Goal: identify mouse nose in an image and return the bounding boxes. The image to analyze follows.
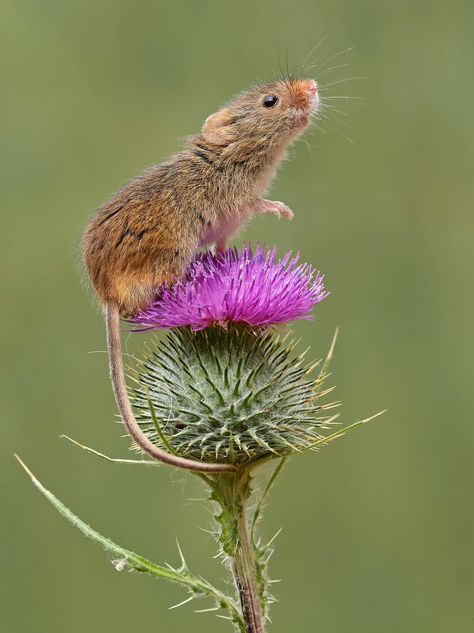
[303,79,318,96]
[291,79,319,115]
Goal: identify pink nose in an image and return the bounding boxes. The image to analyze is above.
[304,80,318,96]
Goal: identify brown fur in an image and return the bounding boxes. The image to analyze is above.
[83,78,319,316]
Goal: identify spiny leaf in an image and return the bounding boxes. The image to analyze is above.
[304,410,386,451]
[15,455,244,629]
[61,435,159,466]
[251,458,287,543]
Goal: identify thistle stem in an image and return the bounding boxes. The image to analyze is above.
[231,506,265,633]
[207,469,266,633]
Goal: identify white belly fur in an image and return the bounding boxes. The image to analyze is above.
[199,208,251,248]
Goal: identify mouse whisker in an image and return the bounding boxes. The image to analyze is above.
[315,46,356,72]
[304,45,355,82]
[320,94,363,100]
[319,103,349,118]
[275,48,294,92]
[316,63,352,79]
[299,37,338,78]
[314,99,354,137]
[298,32,329,76]
[322,112,352,131]
[276,48,285,83]
[319,100,351,121]
[319,76,365,90]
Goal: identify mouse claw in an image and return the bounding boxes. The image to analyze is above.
[279,203,294,221]
[259,200,294,221]
[271,202,293,221]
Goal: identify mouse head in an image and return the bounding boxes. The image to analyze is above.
[202,78,319,151]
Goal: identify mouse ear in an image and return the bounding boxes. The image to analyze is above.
[202,109,235,145]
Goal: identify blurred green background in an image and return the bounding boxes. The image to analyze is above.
[1,1,473,631]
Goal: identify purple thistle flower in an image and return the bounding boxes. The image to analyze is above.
[131,245,328,331]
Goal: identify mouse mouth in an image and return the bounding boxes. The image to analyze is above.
[292,99,319,128]
[290,80,319,128]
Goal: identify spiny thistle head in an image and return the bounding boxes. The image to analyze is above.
[127,245,336,466]
[129,325,338,465]
[130,245,327,331]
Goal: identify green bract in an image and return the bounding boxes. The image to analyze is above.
[129,325,337,465]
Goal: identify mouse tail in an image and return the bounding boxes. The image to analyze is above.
[105,302,236,473]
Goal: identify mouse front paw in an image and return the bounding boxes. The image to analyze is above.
[259,199,294,221]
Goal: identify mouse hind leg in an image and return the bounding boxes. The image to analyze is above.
[113,270,157,317]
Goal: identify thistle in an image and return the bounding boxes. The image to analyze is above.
[130,325,335,464]
[131,245,327,331]
[17,245,382,633]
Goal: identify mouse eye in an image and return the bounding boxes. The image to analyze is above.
[262,95,279,108]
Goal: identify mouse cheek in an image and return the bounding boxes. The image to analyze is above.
[289,109,309,130]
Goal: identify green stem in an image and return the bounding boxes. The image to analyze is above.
[208,469,266,633]
[232,505,265,633]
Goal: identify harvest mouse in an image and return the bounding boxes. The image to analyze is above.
[83,77,319,473]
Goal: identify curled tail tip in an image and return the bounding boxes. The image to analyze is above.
[105,301,237,473]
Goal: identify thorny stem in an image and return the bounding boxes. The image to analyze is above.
[205,469,266,633]
[232,505,265,633]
